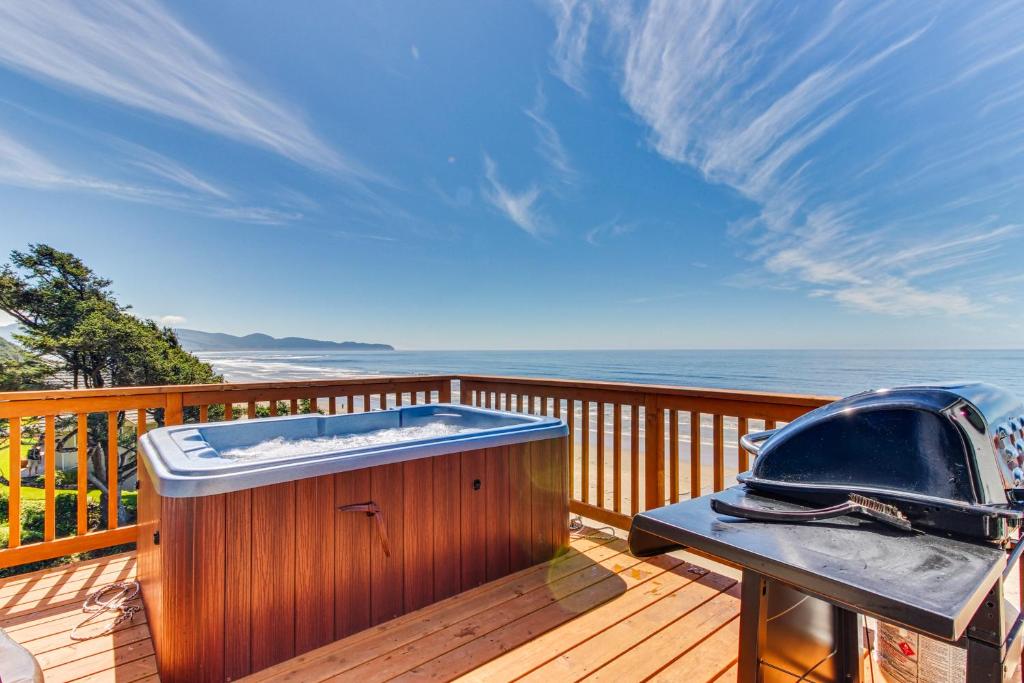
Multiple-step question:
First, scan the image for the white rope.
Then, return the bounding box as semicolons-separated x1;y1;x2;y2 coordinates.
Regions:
70;580;141;641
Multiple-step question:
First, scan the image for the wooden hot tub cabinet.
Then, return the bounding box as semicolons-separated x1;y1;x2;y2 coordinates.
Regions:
136;436;568;682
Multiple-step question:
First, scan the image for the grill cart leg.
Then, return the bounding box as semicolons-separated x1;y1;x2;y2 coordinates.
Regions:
965;578;1019;683
737;569;862;683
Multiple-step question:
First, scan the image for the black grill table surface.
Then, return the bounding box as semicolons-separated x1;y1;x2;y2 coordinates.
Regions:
629;486;1017;683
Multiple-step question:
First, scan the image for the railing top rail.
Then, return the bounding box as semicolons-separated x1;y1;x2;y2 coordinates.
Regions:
0;374;457;403
457;374;837;407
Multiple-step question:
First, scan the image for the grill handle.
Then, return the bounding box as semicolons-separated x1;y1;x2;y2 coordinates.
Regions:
739;429;778;458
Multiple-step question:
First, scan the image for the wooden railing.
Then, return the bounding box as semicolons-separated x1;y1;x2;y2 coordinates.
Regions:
0;373;831;570
0;375;452;569
458;375;833;529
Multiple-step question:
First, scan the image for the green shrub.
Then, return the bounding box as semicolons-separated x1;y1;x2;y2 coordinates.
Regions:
17;493;101;543
54;468;78;488
0;489;7;525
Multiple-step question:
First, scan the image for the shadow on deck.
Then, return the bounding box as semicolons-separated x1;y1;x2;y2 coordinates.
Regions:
0;532;742;682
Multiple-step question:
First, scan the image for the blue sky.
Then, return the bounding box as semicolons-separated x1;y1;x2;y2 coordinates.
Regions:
0;1;1022;350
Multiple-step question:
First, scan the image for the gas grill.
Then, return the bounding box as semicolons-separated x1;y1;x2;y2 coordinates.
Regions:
735;383;1024;543
628;383;1024;682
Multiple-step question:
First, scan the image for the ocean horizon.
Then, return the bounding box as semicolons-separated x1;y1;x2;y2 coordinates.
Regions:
195;348;1024;398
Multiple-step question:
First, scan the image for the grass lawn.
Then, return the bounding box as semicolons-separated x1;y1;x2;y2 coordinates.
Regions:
1;442;124;504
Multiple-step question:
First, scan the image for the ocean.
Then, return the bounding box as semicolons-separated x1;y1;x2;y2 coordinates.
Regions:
195;349;1024;397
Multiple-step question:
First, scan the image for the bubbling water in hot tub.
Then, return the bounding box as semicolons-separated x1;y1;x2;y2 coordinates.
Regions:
220;421;481;461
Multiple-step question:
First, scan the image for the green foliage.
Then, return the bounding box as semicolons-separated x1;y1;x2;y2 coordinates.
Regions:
0;488;7;524
0;244;225;526
17;494;98;544
0;337;52;391
53;468;77;488
0;243;222;390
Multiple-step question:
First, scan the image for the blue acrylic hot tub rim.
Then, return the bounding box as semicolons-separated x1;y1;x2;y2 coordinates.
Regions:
140;403;567;498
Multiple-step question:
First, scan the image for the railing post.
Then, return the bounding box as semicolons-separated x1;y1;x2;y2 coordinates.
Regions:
440;379;452;404
644;394;665;512
165;392;184;426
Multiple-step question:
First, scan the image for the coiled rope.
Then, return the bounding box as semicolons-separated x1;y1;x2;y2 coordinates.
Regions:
70;580;141;641
568;514;617;541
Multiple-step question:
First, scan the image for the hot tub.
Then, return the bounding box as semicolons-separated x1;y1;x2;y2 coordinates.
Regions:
136;404;569;682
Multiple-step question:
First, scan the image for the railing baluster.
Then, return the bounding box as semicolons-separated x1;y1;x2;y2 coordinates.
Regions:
644;397;665;512
597;403;605;508
713;414;724;492
630;404;640;514
309;397;318;414
200;404;210;422
669;409;679;503
107;411;119;530
567;400;576;500
8;416;20;548
225;402;234;420
44;415;56;541
613;405;622;513
737;416;750;472
247;401;257;419
690;412;702;499
77;414;89;535
766;418;777;430
582;401;591;505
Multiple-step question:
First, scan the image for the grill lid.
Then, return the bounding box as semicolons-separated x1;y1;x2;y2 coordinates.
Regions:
737;383;1024;541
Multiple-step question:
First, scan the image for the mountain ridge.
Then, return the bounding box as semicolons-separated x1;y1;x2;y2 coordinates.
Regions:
173;328;393;352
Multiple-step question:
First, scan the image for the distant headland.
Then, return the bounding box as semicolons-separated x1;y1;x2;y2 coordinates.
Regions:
174;328;394;352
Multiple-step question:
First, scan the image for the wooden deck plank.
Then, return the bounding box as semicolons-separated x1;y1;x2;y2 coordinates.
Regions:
0;552;158;683
524;571;737;682
240;535;619;683
0;558;137;618
322;544;646;681
2;534;746;683
240;532;743;683
0;554;135;598
713;662;739;682
34;631;155;682
399;554;694;682
581;585;741;682
455;554;693;682
648;617;741;682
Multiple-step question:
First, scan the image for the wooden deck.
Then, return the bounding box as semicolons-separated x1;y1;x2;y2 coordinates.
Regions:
0;552;157;682
0;533;742;682
242;531;742;682
3;535;739;682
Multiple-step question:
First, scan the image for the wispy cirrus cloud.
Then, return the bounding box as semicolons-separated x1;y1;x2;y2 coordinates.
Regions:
0;124;303;225
482;154;544;237
524;86;579;187
546;0;593;94
585;217;635;246
549;0;1024;317
0;1;365;176
127;147;229;199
